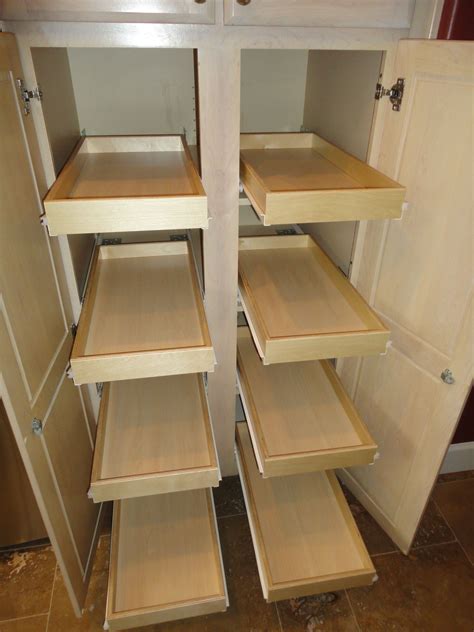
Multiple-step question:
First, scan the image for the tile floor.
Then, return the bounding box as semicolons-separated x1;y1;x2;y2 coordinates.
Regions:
0;471;473;632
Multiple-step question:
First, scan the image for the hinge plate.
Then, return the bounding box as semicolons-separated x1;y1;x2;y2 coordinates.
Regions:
16;78;43;115
375;77;405;112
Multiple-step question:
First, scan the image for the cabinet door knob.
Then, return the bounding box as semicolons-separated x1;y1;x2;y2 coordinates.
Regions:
237;0;252;5
194;0;207;3
440;369;455;384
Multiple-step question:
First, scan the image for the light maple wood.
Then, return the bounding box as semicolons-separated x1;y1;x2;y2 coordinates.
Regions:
43;135;208;235
198;48;240;476
240;133;404;225
239;235;389;364
237;327;376;477
106;489;227;630
70;241;215;385
1;0;215;24
0;33;100;616
236;422;375;601
340;40;473;554
89;374;220;502
224;0;414;28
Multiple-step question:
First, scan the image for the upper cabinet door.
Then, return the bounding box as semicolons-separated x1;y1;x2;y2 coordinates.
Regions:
339;41;473;554
0;33;100;616
0;0;215;24
224;0;414;28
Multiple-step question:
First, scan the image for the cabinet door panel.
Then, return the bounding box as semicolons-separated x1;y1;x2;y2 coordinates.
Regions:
1;0;215;24
224;0;414;28
0;33;100;616
339;40;473;553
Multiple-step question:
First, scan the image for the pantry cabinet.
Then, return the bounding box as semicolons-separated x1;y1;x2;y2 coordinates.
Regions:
0;5;471;628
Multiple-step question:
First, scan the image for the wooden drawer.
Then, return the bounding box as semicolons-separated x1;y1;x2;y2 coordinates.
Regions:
44;135;207;236
240;133;404;225
70;241;215;385
239;235;389;364
106;489;227;630
224;0;414;28
236;422;375;601
89;375;220;502
237;327;377;477
1;1;215;24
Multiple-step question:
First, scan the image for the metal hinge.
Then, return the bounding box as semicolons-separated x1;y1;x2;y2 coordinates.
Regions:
96;383;104;398
375;77;405;112
276;228;297;236
16;78;43;115
170;233;188;241
71;323;78;338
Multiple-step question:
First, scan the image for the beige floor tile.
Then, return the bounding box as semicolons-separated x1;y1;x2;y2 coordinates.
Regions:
0;614;48;632
0;545;55;621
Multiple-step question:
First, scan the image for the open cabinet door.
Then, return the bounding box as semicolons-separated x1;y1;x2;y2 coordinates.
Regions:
0;33;101;616
339;40;473;555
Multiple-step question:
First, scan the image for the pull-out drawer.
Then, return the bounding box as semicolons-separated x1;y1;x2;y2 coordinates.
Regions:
89;375;220;502
106;490;227;630
70;241;215;385
237;327;377;476
240;133;404;225
236;423;375;601
239;235;389;364
44;135;207;235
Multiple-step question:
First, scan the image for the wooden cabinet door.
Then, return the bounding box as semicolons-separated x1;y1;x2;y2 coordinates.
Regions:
340;40;473;554
0;0;215;24
0;33;101;616
223;0;414;28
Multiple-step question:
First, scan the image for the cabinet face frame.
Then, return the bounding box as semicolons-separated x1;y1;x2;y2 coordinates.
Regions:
90;375;220;502
10;14;400;468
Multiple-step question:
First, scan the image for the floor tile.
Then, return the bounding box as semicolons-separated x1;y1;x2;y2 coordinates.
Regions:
433;478;474;564
438;469;474;484
0;614;48;632
276;592;358;632
0;545;55;621
341;485;397;556
347;542;474;632
140;514;281;632
212;475;246;518
47;535;110;632
411;500;455;549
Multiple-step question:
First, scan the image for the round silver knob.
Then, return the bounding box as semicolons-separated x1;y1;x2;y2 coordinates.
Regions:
440;369;455;384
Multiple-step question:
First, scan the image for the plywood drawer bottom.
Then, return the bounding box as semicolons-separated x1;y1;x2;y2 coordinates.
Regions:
106;490;227;630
